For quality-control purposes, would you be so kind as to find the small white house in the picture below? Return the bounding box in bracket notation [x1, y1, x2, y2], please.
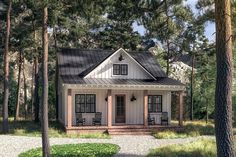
[58, 48, 185, 134]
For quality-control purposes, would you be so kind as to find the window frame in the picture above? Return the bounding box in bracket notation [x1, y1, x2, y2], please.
[113, 64, 121, 75]
[75, 94, 96, 113]
[148, 95, 162, 113]
[113, 64, 128, 75]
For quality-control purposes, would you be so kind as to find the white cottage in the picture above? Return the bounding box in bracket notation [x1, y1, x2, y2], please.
[58, 48, 185, 134]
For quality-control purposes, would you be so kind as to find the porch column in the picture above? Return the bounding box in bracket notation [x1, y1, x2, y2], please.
[143, 90, 148, 127]
[67, 89, 72, 128]
[178, 91, 184, 126]
[107, 89, 112, 128]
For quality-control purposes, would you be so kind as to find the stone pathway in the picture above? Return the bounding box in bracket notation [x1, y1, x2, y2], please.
[0, 135, 212, 157]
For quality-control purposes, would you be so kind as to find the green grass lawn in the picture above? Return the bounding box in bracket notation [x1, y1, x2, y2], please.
[153, 121, 215, 139]
[0, 119, 110, 139]
[148, 137, 236, 157]
[147, 138, 217, 157]
[19, 143, 120, 157]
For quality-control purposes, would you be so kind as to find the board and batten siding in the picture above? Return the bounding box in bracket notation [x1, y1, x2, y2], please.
[70, 89, 108, 126]
[85, 49, 153, 79]
[148, 91, 172, 124]
[60, 88, 172, 126]
[111, 90, 144, 124]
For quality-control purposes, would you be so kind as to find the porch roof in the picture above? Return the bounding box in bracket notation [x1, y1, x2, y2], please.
[61, 76, 185, 91]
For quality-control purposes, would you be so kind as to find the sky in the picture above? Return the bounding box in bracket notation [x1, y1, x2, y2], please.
[133, 0, 216, 42]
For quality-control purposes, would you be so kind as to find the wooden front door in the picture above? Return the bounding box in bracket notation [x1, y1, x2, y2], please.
[115, 95, 126, 123]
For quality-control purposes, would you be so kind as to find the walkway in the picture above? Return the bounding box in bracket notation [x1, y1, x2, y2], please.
[0, 135, 211, 157]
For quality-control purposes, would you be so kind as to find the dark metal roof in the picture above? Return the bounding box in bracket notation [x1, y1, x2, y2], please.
[58, 48, 113, 77]
[129, 51, 167, 77]
[58, 48, 166, 78]
[60, 75, 184, 86]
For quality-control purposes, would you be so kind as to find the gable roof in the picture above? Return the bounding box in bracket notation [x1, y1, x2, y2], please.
[129, 51, 167, 78]
[58, 48, 167, 79]
[58, 48, 113, 77]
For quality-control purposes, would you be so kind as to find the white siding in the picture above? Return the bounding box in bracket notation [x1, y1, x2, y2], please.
[85, 49, 153, 79]
[148, 91, 171, 124]
[62, 88, 172, 126]
[111, 90, 144, 125]
[71, 89, 108, 125]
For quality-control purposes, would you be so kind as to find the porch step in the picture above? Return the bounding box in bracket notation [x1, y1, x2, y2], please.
[108, 128, 152, 135]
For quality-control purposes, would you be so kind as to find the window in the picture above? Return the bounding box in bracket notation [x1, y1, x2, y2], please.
[113, 64, 128, 75]
[148, 95, 162, 112]
[75, 94, 96, 113]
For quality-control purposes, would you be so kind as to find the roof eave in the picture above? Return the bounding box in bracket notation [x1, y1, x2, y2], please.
[62, 83, 185, 91]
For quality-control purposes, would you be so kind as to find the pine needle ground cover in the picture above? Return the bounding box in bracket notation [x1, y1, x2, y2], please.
[19, 143, 120, 157]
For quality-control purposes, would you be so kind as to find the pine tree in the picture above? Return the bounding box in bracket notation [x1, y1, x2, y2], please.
[42, 4, 50, 157]
[2, 0, 12, 134]
[215, 0, 234, 156]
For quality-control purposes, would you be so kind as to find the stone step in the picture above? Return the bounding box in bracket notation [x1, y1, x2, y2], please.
[108, 128, 152, 135]
[109, 128, 151, 132]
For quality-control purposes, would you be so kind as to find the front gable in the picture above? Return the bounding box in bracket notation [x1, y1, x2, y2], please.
[84, 48, 156, 79]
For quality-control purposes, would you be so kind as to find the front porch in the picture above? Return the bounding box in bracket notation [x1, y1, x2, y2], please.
[65, 124, 184, 135]
[63, 87, 185, 134]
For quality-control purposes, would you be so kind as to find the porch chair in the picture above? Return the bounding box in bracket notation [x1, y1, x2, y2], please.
[92, 112, 102, 125]
[76, 113, 85, 126]
[161, 112, 168, 125]
[148, 114, 155, 125]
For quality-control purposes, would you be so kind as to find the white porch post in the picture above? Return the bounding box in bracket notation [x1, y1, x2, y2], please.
[67, 89, 72, 128]
[143, 90, 148, 127]
[107, 89, 112, 128]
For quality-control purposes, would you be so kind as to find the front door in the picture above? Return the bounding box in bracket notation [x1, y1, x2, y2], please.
[115, 95, 126, 123]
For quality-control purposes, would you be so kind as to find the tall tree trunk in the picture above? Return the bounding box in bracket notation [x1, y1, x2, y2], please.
[2, 0, 12, 134]
[53, 25, 59, 120]
[165, 0, 170, 76]
[206, 97, 208, 124]
[42, 6, 50, 157]
[31, 61, 35, 120]
[32, 19, 40, 122]
[34, 57, 40, 122]
[23, 57, 28, 119]
[15, 49, 23, 121]
[215, 0, 234, 156]
[190, 54, 195, 120]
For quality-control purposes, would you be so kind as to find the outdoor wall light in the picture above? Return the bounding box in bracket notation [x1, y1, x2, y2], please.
[118, 54, 124, 61]
[130, 94, 137, 101]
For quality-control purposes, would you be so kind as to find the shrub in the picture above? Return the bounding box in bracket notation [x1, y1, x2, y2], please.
[19, 143, 120, 157]
[79, 133, 110, 139]
[154, 130, 188, 139]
